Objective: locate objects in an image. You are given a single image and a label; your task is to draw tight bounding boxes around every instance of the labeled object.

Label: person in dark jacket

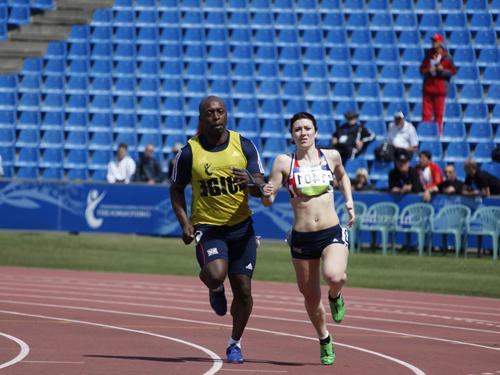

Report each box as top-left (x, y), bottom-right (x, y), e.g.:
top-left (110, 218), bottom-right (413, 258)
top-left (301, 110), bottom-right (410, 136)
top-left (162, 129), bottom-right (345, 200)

top-left (331, 111), bottom-right (374, 165)
top-left (439, 164), bottom-right (463, 195)
top-left (463, 159), bottom-right (500, 197)
top-left (135, 144), bottom-right (163, 184)
top-left (389, 151), bottom-right (423, 194)
top-left (419, 34), bottom-right (457, 135)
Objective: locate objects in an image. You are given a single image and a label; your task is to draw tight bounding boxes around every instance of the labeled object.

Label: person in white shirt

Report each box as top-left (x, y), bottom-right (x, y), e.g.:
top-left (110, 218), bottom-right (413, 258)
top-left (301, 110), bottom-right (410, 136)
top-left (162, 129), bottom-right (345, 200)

top-left (107, 143), bottom-right (136, 184)
top-left (386, 112), bottom-right (419, 158)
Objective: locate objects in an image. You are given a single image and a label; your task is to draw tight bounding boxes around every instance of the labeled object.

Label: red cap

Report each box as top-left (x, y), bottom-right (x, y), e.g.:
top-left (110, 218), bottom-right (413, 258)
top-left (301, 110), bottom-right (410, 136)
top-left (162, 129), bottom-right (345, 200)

top-left (431, 33), bottom-right (444, 42)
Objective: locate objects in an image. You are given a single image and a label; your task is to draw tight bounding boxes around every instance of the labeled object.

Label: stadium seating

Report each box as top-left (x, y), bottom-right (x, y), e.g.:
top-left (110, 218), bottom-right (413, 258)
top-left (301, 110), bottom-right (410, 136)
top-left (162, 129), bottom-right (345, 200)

top-left (0, 0), bottom-right (497, 181)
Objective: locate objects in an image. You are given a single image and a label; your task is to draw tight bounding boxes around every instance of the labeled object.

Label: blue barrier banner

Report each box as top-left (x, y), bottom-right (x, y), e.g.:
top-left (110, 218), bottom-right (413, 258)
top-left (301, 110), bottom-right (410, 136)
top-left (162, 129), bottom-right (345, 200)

top-left (0, 180), bottom-right (498, 243)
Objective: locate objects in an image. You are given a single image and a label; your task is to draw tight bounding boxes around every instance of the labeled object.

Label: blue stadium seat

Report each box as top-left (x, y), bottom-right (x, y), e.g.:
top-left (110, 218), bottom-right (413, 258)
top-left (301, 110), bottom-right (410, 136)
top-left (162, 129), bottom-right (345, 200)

top-left (138, 133), bottom-right (162, 150)
top-left (234, 79), bottom-right (256, 97)
top-left (283, 81), bottom-right (305, 98)
top-left (473, 142), bottom-right (495, 163)
top-left (260, 119), bottom-right (284, 138)
top-left (18, 93), bottom-right (41, 111)
top-left (16, 147), bottom-right (39, 167)
top-left (458, 84), bottom-right (484, 104)
top-left (262, 138), bottom-right (287, 158)
top-left (370, 160), bottom-right (393, 181)
top-left (316, 119), bottom-right (335, 138)
top-left (259, 79), bottom-right (280, 98)
top-left (89, 113), bottom-right (113, 132)
top-left (66, 131), bottom-right (88, 149)
top-left (417, 122), bottom-right (439, 141)
top-left (441, 121), bottom-right (466, 142)
top-left (335, 101), bottom-right (358, 120)
top-left (369, 13), bottom-right (392, 29)
top-left (468, 122), bottom-right (493, 143)
top-left (360, 101), bottom-right (384, 121)
top-left (162, 115), bottom-right (185, 135)
top-left (66, 112), bottom-right (88, 131)
top-left (382, 83), bottom-right (405, 102)
top-left (394, 15), bottom-right (418, 32)
top-left (407, 83), bottom-right (423, 103)
top-left (386, 102), bottom-right (410, 120)
top-left (469, 12), bottom-right (492, 31)
top-left (115, 113), bottom-right (137, 130)
top-left (321, 12), bottom-right (344, 29)
top-left (0, 92), bottom-right (17, 110)
top-left (41, 112), bottom-right (63, 130)
top-left (0, 147), bottom-right (14, 169)
top-left (365, 121), bottom-right (387, 140)
top-left (236, 118), bottom-right (259, 137)
top-left (138, 96), bottom-right (160, 114)
top-left (357, 82), bottom-right (380, 100)
top-left (444, 141), bottom-right (470, 162)
top-left (40, 130), bottom-right (64, 149)
top-left (419, 141), bottom-right (443, 159)
top-left (415, 0), bottom-right (437, 13)
top-left (379, 64), bottom-right (403, 83)
top-left (115, 131), bottom-right (137, 149)
top-left (0, 128), bottom-right (15, 146)
top-left (21, 58), bottom-right (43, 76)
top-left (160, 27), bottom-right (181, 44)
top-left (65, 149), bottom-right (88, 169)
top-left (8, 5), bottom-right (30, 26)
top-left (404, 65), bottom-right (423, 84)
top-left (350, 30), bottom-right (372, 48)
top-left (444, 102), bottom-right (462, 121)
top-left (19, 75), bottom-right (41, 93)
top-left (207, 45), bottom-right (229, 61)
top-left (257, 63), bottom-right (278, 79)
top-left (441, 0), bottom-right (462, 12)
top-left (162, 134), bottom-right (186, 153)
top-left (353, 64), bottom-right (377, 82)
top-left (474, 30), bottom-right (497, 47)
top-left (332, 82), bottom-right (354, 100)
top-left (89, 132), bottom-right (113, 150)
top-left (285, 98), bottom-right (308, 117)
top-left (477, 48), bottom-right (499, 67)
top-left (377, 47), bottom-right (399, 64)
top-left (42, 167), bottom-right (64, 180)
top-left (66, 76), bottom-right (88, 94)
top-left (17, 167), bottom-right (38, 179)
top-left (235, 98), bottom-right (258, 116)
top-left (345, 158), bottom-right (369, 180)
top-left (442, 13), bottom-right (466, 32)
top-left (0, 75), bottom-right (18, 93)
top-left (89, 150), bottom-right (113, 171)
top-left (346, 13), bottom-right (369, 30)
top-left (18, 111), bottom-right (41, 129)
top-left (67, 168), bottom-right (89, 181)
top-left (137, 78), bottom-right (159, 96)
top-left (463, 103), bottom-right (489, 123)
top-left (486, 85), bottom-right (500, 105)
top-left (351, 47), bottom-right (375, 64)
top-left (453, 48), bottom-right (476, 66)
top-left (483, 67), bottom-right (500, 85)
top-left (310, 100), bottom-right (334, 119)
top-left (481, 163), bottom-right (500, 179)
top-left (448, 30), bottom-right (471, 48)
top-left (92, 26), bottom-right (112, 43)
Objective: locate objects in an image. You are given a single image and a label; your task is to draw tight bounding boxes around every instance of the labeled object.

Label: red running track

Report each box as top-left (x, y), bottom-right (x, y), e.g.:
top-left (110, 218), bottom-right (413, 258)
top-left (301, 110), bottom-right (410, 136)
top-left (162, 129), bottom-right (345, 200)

top-left (0, 266), bottom-right (499, 375)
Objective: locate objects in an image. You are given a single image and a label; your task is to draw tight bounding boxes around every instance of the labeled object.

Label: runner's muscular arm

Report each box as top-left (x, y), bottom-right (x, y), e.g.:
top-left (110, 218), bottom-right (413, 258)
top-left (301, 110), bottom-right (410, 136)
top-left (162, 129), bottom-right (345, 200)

top-left (169, 182), bottom-right (195, 245)
top-left (327, 149), bottom-right (355, 228)
top-left (261, 154), bottom-right (289, 206)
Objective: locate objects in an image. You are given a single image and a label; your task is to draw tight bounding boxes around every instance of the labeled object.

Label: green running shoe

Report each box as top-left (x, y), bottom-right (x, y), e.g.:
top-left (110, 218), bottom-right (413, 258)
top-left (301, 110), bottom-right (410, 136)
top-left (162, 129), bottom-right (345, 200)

top-left (329, 292), bottom-right (345, 323)
top-left (320, 340), bottom-right (335, 365)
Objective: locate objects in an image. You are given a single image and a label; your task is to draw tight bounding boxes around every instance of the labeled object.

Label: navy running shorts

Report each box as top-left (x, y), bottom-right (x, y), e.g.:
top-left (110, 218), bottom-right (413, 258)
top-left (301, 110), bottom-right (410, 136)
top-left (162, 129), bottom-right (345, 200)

top-left (290, 224), bottom-right (349, 260)
top-left (194, 217), bottom-right (257, 278)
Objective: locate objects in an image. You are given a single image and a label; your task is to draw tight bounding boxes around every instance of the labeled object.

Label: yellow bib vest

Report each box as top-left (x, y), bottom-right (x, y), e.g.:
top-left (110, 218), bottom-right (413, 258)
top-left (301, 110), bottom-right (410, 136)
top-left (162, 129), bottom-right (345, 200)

top-left (188, 131), bottom-right (252, 226)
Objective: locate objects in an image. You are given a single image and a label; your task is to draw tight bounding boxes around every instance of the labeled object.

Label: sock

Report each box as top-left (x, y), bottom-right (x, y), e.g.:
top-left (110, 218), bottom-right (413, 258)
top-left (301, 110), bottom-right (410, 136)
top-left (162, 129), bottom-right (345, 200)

top-left (228, 337), bottom-right (241, 348)
top-left (329, 290), bottom-right (341, 300)
top-left (211, 285), bottom-right (224, 292)
top-left (319, 334), bottom-right (331, 345)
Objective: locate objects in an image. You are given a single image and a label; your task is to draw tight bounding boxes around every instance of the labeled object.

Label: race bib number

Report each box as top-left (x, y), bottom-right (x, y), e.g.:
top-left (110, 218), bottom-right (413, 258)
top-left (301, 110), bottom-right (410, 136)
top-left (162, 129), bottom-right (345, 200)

top-left (294, 167), bottom-right (332, 188)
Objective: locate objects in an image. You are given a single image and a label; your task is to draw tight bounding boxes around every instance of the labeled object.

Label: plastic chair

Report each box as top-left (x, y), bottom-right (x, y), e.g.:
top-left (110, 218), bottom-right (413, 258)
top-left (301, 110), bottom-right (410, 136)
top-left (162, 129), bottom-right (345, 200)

top-left (445, 142), bottom-right (470, 163)
top-left (337, 201), bottom-right (368, 253)
top-left (430, 205), bottom-right (471, 257)
top-left (473, 142), bottom-right (495, 163)
top-left (441, 121), bottom-right (466, 142)
top-left (468, 123), bottom-right (493, 143)
top-left (417, 122), bottom-right (439, 142)
top-left (360, 202), bottom-right (400, 255)
top-left (396, 203), bottom-right (435, 256)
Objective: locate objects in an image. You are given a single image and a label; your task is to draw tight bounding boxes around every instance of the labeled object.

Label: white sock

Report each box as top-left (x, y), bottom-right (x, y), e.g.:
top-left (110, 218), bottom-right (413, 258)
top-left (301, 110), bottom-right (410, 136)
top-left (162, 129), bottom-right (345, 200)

top-left (319, 332), bottom-right (330, 341)
top-left (228, 337), bottom-right (241, 348)
top-left (211, 285), bottom-right (224, 292)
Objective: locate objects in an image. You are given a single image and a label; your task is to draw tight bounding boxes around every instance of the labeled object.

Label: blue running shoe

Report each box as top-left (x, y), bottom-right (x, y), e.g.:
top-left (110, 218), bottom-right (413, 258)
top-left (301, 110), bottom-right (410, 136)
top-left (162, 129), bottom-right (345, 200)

top-left (209, 285), bottom-right (227, 316)
top-left (226, 344), bottom-right (244, 364)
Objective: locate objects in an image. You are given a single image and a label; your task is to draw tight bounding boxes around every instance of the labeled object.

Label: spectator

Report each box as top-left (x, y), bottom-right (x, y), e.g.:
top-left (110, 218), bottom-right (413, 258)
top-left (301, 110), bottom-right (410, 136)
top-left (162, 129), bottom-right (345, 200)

top-left (389, 152), bottom-right (423, 194)
top-left (352, 168), bottom-right (372, 191)
top-left (167, 143), bottom-right (183, 181)
top-left (331, 111), bottom-right (374, 164)
top-left (386, 112), bottom-right (419, 159)
top-left (0, 154), bottom-right (3, 177)
top-left (419, 33), bottom-right (457, 135)
top-left (463, 159), bottom-right (500, 197)
top-left (439, 164), bottom-right (463, 195)
top-left (107, 143), bottom-right (136, 184)
top-left (415, 150), bottom-right (443, 202)
top-left (135, 144), bottom-right (163, 184)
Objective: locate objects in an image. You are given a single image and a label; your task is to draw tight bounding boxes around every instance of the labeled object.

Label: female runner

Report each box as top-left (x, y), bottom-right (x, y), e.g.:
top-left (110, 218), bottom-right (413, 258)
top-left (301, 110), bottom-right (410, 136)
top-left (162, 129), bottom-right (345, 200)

top-left (261, 112), bottom-right (355, 365)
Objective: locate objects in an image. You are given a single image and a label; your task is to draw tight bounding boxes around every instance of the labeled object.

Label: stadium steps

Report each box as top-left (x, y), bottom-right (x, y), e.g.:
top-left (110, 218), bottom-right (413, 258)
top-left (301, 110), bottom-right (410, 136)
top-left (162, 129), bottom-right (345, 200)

top-left (0, 0), bottom-right (114, 74)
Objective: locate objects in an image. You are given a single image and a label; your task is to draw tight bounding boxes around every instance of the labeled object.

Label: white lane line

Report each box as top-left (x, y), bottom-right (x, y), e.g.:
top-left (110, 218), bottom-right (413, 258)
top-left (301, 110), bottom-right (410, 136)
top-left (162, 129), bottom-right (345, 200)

top-left (219, 370), bottom-right (287, 373)
top-left (2, 291), bottom-right (500, 351)
top-left (0, 303), bottom-right (425, 375)
top-left (1, 278), bottom-right (499, 320)
top-left (0, 332), bottom-right (30, 370)
top-left (2, 285), bottom-right (500, 331)
top-left (2, 285), bottom-right (500, 334)
top-left (2, 276), bottom-right (499, 318)
top-left (0, 310), bottom-right (222, 375)
top-left (23, 360), bottom-right (84, 364)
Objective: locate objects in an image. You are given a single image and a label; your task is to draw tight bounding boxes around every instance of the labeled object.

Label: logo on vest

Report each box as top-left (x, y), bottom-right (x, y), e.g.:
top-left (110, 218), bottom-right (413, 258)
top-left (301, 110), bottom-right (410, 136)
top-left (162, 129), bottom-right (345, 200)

top-left (204, 163), bottom-right (213, 176)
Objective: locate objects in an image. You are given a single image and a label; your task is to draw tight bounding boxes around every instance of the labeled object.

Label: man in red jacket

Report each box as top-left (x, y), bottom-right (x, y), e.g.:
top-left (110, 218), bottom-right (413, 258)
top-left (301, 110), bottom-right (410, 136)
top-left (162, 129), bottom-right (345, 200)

top-left (416, 150), bottom-right (443, 202)
top-left (419, 34), bottom-right (457, 135)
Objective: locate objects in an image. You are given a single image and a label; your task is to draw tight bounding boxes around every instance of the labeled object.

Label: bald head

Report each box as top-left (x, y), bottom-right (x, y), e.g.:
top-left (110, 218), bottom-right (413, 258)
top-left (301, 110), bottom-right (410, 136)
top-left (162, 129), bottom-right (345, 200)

top-left (464, 159), bottom-right (478, 177)
top-left (198, 95), bottom-right (228, 140)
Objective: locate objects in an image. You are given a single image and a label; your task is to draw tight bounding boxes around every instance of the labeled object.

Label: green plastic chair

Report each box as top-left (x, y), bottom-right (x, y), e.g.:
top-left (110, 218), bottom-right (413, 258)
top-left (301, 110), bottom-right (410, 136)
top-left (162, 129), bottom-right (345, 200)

top-left (429, 204), bottom-right (471, 257)
top-left (337, 201), bottom-right (368, 253)
top-left (467, 207), bottom-right (500, 260)
top-left (395, 203), bottom-right (435, 257)
top-left (360, 202), bottom-right (399, 255)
